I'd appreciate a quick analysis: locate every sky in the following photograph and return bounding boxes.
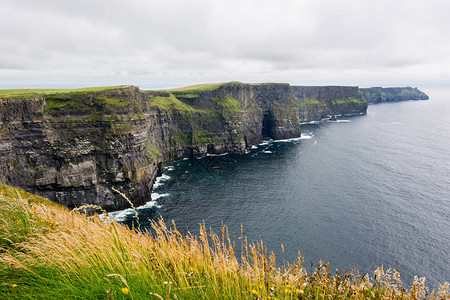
[1,0,449,89]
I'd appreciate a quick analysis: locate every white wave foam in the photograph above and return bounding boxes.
[271,133,314,143]
[137,199,162,210]
[300,133,314,139]
[206,152,228,157]
[300,120,321,125]
[153,174,171,188]
[250,145,258,149]
[259,140,272,145]
[106,194,166,222]
[108,209,135,222]
[330,119,350,123]
[153,181,163,188]
[262,150,273,154]
[274,137,302,142]
[151,192,169,200]
[160,174,170,181]
[164,166,175,171]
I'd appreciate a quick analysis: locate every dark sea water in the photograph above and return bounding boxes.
[114,87,450,289]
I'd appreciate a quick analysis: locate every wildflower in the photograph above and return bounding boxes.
[296,289,303,294]
[12,284,17,288]
[121,287,129,294]
[285,288,292,293]
[302,282,307,287]
[251,289,258,295]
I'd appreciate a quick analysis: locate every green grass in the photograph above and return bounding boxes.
[167,83,224,92]
[98,96,131,107]
[170,92,200,99]
[216,97,241,113]
[148,94,204,112]
[0,86,123,99]
[331,97,366,105]
[0,184,448,299]
[298,97,327,108]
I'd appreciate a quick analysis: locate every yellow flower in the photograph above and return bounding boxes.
[285,288,292,293]
[251,289,258,295]
[12,284,17,288]
[121,287,129,295]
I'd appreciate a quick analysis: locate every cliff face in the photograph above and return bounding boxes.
[0,83,367,210]
[0,87,163,211]
[291,86,367,123]
[360,87,429,104]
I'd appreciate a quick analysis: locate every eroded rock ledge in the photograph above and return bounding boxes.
[1,82,370,210]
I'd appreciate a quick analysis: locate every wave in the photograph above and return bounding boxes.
[300,120,321,125]
[262,150,273,154]
[300,134,313,139]
[272,132,314,143]
[138,199,162,210]
[105,193,168,222]
[274,137,303,142]
[151,192,169,200]
[329,119,350,123]
[106,209,134,222]
[164,166,175,171]
[206,152,229,157]
[259,140,272,145]
[153,174,171,188]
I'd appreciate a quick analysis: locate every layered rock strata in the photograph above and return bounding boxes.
[0,82,367,210]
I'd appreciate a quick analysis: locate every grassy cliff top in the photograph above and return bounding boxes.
[167,82,292,92]
[0,86,125,99]
[167,82,224,92]
[0,184,447,299]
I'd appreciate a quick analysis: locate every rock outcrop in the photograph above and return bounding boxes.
[360,87,429,104]
[0,82,367,210]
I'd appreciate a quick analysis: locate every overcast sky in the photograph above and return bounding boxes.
[1,0,449,89]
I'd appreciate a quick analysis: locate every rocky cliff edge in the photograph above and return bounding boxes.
[0,82,366,210]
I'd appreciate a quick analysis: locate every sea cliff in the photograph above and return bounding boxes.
[361,87,429,104]
[0,82,366,210]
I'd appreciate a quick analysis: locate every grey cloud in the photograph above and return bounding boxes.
[0,0,449,87]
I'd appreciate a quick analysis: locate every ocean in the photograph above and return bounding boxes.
[112,87,450,289]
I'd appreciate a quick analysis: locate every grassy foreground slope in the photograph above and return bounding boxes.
[0,185,448,299]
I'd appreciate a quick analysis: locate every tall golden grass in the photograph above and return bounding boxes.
[0,184,448,299]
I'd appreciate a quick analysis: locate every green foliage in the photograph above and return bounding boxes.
[331,97,366,105]
[170,91,200,99]
[148,94,203,112]
[216,96,241,113]
[298,98,327,109]
[98,96,130,107]
[145,143,162,159]
[172,133,191,147]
